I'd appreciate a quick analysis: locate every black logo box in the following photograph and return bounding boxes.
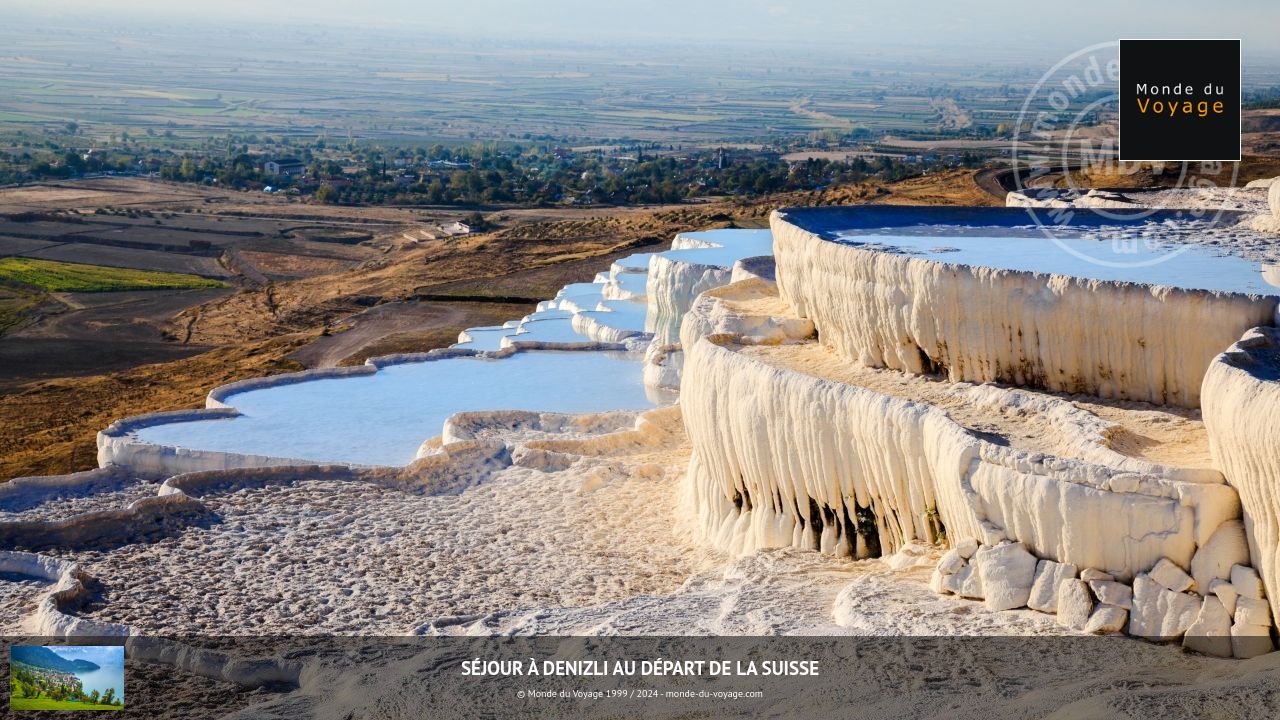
[1119,39,1241,162]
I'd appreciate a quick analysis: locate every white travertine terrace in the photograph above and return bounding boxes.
[8,198,1280,668]
[1203,327,1280,628]
[771,209,1277,407]
[0,550,128,637]
[644,229,773,345]
[680,315,1238,576]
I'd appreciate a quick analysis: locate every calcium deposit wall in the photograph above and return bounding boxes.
[1203,327,1280,625]
[769,210,1277,407]
[681,336,1238,577]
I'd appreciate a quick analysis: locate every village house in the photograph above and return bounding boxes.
[263,158,306,177]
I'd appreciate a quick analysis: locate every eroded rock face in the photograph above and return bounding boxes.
[1057,579,1093,630]
[1149,558,1195,594]
[1028,559,1077,613]
[1231,623,1275,658]
[973,542,1037,611]
[1191,520,1250,595]
[1088,580,1133,609]
[771,210,1276,407]
[1183,596,1233,658]
[1129,575,1199,640]
[1085,605,1129,635]
[1203,328,1280,627]
[682,336,1240,576]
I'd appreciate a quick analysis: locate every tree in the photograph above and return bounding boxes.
[315,184,338,204]
[102,687,115,705]
[90,689,100,704]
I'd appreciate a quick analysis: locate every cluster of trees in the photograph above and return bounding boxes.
[10,666,121,707]
[1245,86,1280,109]
[2,128,985,207]
[308,145,957,207]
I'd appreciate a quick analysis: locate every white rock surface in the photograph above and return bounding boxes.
[942,565,969,596]
[1235,595,1273,628]
[1231,564,1266,600]
[683,338,1229,575]
[937,549,966,575]
[1028,559,1077,613]
[1057,579,1093,630]
[646,230,772,346]
[1084,605,1128,635]
[1088,580,1133,610]
[1149,558,1195,593]
[1203,328,1280,630]
[973,542,1038,611]
[1190,520,1250,595]
[771,210,1277,407]
[1270,181,1280,218]
[1183,596,1234,657]
[955,538,980,559]
[1209,578,1239,617]
[1231,622,1276,659]
[958,564,985,600]
[1080,568,1115,583]
[1129,575,1200,640]
[929,568,947,594]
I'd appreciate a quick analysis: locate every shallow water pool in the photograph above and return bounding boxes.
[136,351,669,466]
[781,205,1277,296]
[835,232,1276,295]
[665,229,774,267]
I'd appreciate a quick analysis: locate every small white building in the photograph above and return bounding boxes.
[263,158,306,177]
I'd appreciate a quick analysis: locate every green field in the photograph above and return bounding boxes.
[10,696,122,711]
[0,257,226,292]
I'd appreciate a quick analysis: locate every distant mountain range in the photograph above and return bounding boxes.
[11,646,99,673]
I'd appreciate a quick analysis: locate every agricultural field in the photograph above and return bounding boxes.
[0,257,226,292]
[0,19,1067,148]
[10,697,122,711]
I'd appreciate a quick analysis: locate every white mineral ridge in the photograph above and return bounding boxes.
[1129,575,1200,640]
[1182,595,1233,657]
[1056,579,1093,630]
[973,542,1037,611]
[1028,559,1077,613]
[1206,328,1280,626]
[1149,558,1195,593]
[1270,181,1280,218]
[770,210,1276,407]
[678,278,815,350]
[681,337,1230,576]
[1084,605,1129,635]
[1190,520,1250,594]
[645,229,773,346]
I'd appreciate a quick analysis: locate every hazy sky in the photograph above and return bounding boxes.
[9,0,1280,57]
